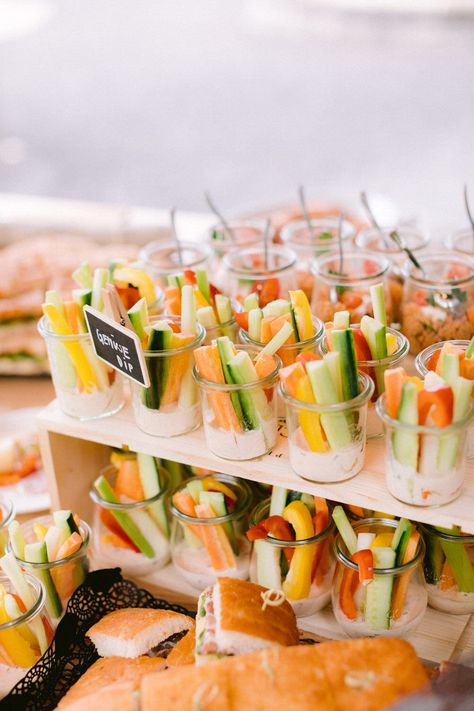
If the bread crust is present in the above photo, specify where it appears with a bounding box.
[86,608,193,642]
[166,628,196,667]
[217,577,299,647]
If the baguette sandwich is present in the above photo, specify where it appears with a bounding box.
[86,608,194,659]
[166,628,195,667]
[195,577,299,664]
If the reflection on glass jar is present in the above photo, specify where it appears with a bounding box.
[448,228,474,259]
[311,251,392,325]
[280,372,373,483]
[401,253,474,355]
[38,316,124,421]
[0,499,14,556]
[249,499,335,617]
[91,463,171,577]
[333,518,427,637]
[420,524,474,615]
[280,218,355,301]
[140,240,211,289]
[0,573,53,699]
[194,346,280,461]
[222,245,298,306]
[207,220,275,291]
[170,474,252,590]
[355,227,429,323]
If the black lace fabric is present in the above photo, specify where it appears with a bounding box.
[0,568,194,711]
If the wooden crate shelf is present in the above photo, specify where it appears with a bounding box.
[38,397,474,531]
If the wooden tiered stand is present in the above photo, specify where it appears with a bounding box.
[37,393,474,665]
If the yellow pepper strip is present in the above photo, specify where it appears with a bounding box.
[33,523,48,542]
[371,532,394,548]
[405,375,423,392]
[385,332,397,355]
[42,303,99,392]
[3,594,38,650]
[296,375,327,453]
[289,290,314,341]
[282,501,316,600]
[202,478,237,502]
[113,267,156,306]
[193,288,209,310]
[0,591,38,668]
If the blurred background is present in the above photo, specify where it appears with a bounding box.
[0,0,473,233]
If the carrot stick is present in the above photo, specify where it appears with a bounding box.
[194,345,242,431]
[172,491,203,542]
[440,559,456,591]
[384,367,406,419]
[194,502,236,571]
[391,530,420,620]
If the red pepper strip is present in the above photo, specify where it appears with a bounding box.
[418,386,454,427]
[352,549,374,586]
[234,311,249,331]
[183,269,196,285]
[246,523,268,542]
[246,515,295,563]
[339,567,359,620]
[352,328,372,362]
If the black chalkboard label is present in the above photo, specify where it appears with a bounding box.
[84,306,150,387]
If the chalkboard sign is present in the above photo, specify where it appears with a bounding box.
[84,306,150,387]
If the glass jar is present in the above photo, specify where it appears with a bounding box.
[448,228,474,258]
[90,464,170,577]
[139,240,211,288]
[401,252,474,355]
[170,474,252,590]
[0,573,53,699]
[12,515,90,622]
[194,346,280,460]
[280,372,374,483]
[207,220,275,291]
[222,245,298,306]
[355,227,429,323]
[131,317,205,437]
[311,251,392,325]
[320,325,409,438]
[376,392,474,506]
[280,217,356,301]
[333,518,427,637]
[0,499,14,556]
[38,316,124,420]
[249,499,335,617]
[420,523,474,615]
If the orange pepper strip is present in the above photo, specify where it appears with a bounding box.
[339,567,359,620]
[418,386,454,427]
[352,549,374,586]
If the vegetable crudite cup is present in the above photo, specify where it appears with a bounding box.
[8,511,90,623]
[280,216,355,301]
[376,367,474,507]
[248,493,335,617]
[332,508,427,638]
[0,564,53,699]
[400,252,474,355]
[38,315,124,420]
[0,499,14,556]
[355,226,429,323]
[170,474,252,590]
[311,250,392,325]
[139,240,211,289]
[207,219,275,291]
[279,331,374,483]
[131,315,205,437]
[222,244,298,307]
[194,340,280,461]
[90,453,171,577]
[420,523,474,615]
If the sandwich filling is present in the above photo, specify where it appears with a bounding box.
[147,630,189,659]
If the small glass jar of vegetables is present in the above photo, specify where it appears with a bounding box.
[420,524,474,615]
[280,217,355,301]
[140,240,211,288]
[279,325,374,483]
[8,511,90,623]
[332,507,427,638]
[320,283,409,438]
[448,227,474,259]
[90,451,170,577]
[170,474,252,590]
[311,250,392,326]
[355,226,429,323]
[248,491,334,617]
[194,341,280,461]
[0,499,14,556]
[222,244,298,307]
[207,219,275,291]
[401,253,474,355]
[376,367,474,506]
[0,557,54,699]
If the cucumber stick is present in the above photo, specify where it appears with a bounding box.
[258,322,293,356]
[215,295,232,325]
[199,491,238,554]
[196,270,211,304]
[439,537,474,592]
[330,329,358,400]
[440,352,460,387]
[332,506,357,555]
[181,284,197,335]
[392,381,419,469]
[466,335,474,359]
[137,452,169,538]
[254,539,282,590]
[24,542,63,619]
[365,547,396,631]
[437,376,473,472]
[197,306,218,329]
[216,337,246,427]
[325,352,343,401]
[306,361,352,450]
[248,308,263,341]
[262,299,291,317]
[270,487,288,516]
[187,479,204,504]
[243,293,259,311]
[8,520,25,560]
[424,531,445,584]
[72,288,92,309]
[360,315,387,394]
[94,476,156,558]
[91,268,109,311]
[72,262,93,290]
[391,518,412,566]
[145,324,173,409]
[333,310,350,329]
[370,283,387,326]
[128,297,149,342]
[227,351,271,429]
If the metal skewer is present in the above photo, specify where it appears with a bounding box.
[204,191,235,242]
[170,207,183,265]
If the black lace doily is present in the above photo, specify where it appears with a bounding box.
[0,568,194,711]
